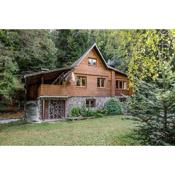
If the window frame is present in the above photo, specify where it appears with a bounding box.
[116,80,128,90]
[86,99,96,107]
[76,76,87,87]
[88,57,97,66]
[97,78,105,88]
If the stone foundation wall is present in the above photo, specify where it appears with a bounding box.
[25,100,40,122]
[66,96,120,117]
[26,96,127,121]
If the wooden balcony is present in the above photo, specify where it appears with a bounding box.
[38,84,69,97]
[38,84,132,98]
[38,84,111,97]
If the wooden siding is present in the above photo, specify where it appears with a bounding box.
[37,48,130,97]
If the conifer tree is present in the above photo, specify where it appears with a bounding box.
[130,49,175,145]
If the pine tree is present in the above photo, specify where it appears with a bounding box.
[130,60,175,145]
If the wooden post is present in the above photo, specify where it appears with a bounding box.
[42,99,45,119]
[111,71,115,96]
[41,76,44,84]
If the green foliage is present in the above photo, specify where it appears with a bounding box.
[15,30,57,72]
[80,105,95,117]
[94,112,104,118]
[70,105,97,117]
[128,30,175,145]
[0,56,19,102]
[96,109,107,115]
[0,29,57,102]
[70,106,81,117]
[126,30,175,87]
[130,60,175,145]
[104,98,123,115]
[51,30,93,67]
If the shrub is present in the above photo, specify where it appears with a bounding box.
[94,112,104,118]
[80,105,95,117]
[70,106,81,117]
[104,98,123,115]
[96,109,107,115]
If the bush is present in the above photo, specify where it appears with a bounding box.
[80,105,95,117]
[96,109,107,115]
[70,106,81,117]
[104,98,123,115]
[94,112,104,118]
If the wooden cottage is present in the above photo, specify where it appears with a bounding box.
[24,43,131,121]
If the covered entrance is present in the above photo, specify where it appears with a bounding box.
[39,96,68,120]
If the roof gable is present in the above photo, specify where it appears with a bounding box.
[71,43,127,76]
[71,43,108,68]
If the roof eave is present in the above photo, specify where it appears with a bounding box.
[24,66,74,79]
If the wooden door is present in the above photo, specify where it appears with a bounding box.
[49,100,65,119]
[40,99,49,120]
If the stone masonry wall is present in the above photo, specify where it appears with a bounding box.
[66,96,120,117]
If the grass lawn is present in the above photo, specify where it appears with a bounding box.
[0,116,141,145]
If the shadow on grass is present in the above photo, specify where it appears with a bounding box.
[0,120,28,131]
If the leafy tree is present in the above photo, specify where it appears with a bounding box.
[127,30,175,85]
[0,29,57,102]
[129,30,175,145]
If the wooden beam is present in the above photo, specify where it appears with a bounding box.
[41,76,44,84]
[52,72,65,84]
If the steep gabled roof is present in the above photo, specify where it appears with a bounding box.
[24,43,127,79]
[71,43,127,76]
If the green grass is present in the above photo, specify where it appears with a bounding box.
[0,116,141,145]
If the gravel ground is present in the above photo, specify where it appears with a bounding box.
[0,119,20,124]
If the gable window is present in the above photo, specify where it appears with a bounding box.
[86,99,96,107]
[97,78,105,87]
[88,58,97,66]
[116,80,127,90]
[76,76,87,87]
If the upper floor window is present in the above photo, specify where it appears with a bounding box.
[76,76,87,87]
[116,80,127,90]
[97,78,105,87]
[88,58,97,66]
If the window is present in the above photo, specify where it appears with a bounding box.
[116,80,127,90]
[76,76,87,86]
[88,58,97,66]
[97,78,105,87]
[86,99,96,107]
